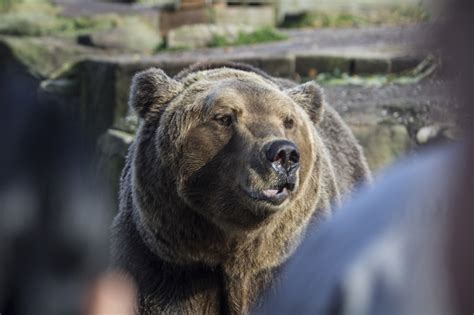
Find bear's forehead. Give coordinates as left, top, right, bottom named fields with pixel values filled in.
left=179, top=73, right=292, bottom=111
left=181, top=68, right=278, bottom=90
left=202, top=83, right=291, bottom=113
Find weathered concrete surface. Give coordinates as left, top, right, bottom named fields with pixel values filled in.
left=77, top=17, right=162, bottom=54
left=53, top=0, right=160, bottom=29
left=214, top=5, right=276, bottom=28
left=167, top=24, right=256, bottom=49
left=159, top=7, right=211, bottom=35
left=0, top=35, right=103, bottom=78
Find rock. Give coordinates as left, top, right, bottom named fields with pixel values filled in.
left=295, top=54, right=350, bottom=77
left=416, top=125, right=442, bottom=144
left=440, top=127, right=457, bottom=141
left=167, top=24, right=256, bottom=49
left=0, top=12, right=62, bottom=36
left=98, top=128, right=133, bottom=159
left=97, top=129, right=134, bottom=202
left=77, top=17, right=162, bottom=54
left=40, top=77, right=77, bottom=95
left=213, top=5, right=276, bottom=28
left=416, top=124, right=457, bottom=146
left=0, top=35, right=103, bottom=78
left=159, top=7, right=211, bottom=35
left=351, top=124, right=412, bottom=171
left=55, top=0, right=160, bottom=30
left=38, top=76, right=80, bottom=114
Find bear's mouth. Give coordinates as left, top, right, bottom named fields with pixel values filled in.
left=243, top=182, right=295, bottom=206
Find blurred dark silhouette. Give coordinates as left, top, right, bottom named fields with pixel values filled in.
left=0, top=54, right=113, bottom=314
left=443, top=0, right=474, bottom=314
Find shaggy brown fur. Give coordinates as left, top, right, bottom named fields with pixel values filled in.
left=111, top=62, right=371, bottom=314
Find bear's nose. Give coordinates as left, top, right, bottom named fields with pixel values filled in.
left=265, top=140, right=300, bottom=173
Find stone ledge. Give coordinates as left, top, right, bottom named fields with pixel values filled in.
left=295, top=50, right=425, bottom=77
left=66, top=51, right=432, bottom=143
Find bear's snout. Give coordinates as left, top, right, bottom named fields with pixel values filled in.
left=264, top=140, right=300, bottom=177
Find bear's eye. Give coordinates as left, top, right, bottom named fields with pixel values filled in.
left=284, top=117, right=294, bottom=129
left=214, top=114, right=233, bottom=127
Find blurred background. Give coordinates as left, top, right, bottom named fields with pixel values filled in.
left=0, top=0, right=454, bottom=199
left=0, top=0, right=469, bottom=314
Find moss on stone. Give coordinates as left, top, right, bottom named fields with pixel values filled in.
left=0, top=13, right=55, bottom=36
left=78, top=16, right=161, bottom=54
left=0, top=35, right=101, bottom=78
left=209, top=27, right=287, bottom=48
left=0, top=10, right=127, bottom=37
left=0, top=0, right=57, bottom=14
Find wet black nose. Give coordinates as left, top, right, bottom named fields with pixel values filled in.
left=265, top=140, right=300, bottom=173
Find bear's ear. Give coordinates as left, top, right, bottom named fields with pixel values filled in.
left=285, top=81, right=325, bottom=124
left=129, top=68, right=184, bottom=119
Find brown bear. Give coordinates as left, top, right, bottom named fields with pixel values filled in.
left=111, top=62, right=371, bottom=315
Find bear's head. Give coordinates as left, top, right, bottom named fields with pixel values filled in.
left=129, top=67, right=325, bottom=234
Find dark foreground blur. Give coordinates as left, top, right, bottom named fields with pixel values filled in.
left=0, top=68, right=108, bottom=313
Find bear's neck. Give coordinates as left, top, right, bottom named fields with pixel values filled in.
left=131, top=178, right=328, bottom=314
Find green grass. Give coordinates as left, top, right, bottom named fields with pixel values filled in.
left=281, top=5, right=429, bottom=29
left=156, top=27, right=287, bottom=52
left=209, top=27, right=288, bottom=48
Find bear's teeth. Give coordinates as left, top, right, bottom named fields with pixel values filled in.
left=263, top=189, right=279, bottom=197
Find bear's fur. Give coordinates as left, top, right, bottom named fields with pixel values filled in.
left=111, top=62, right=371, bottom=315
